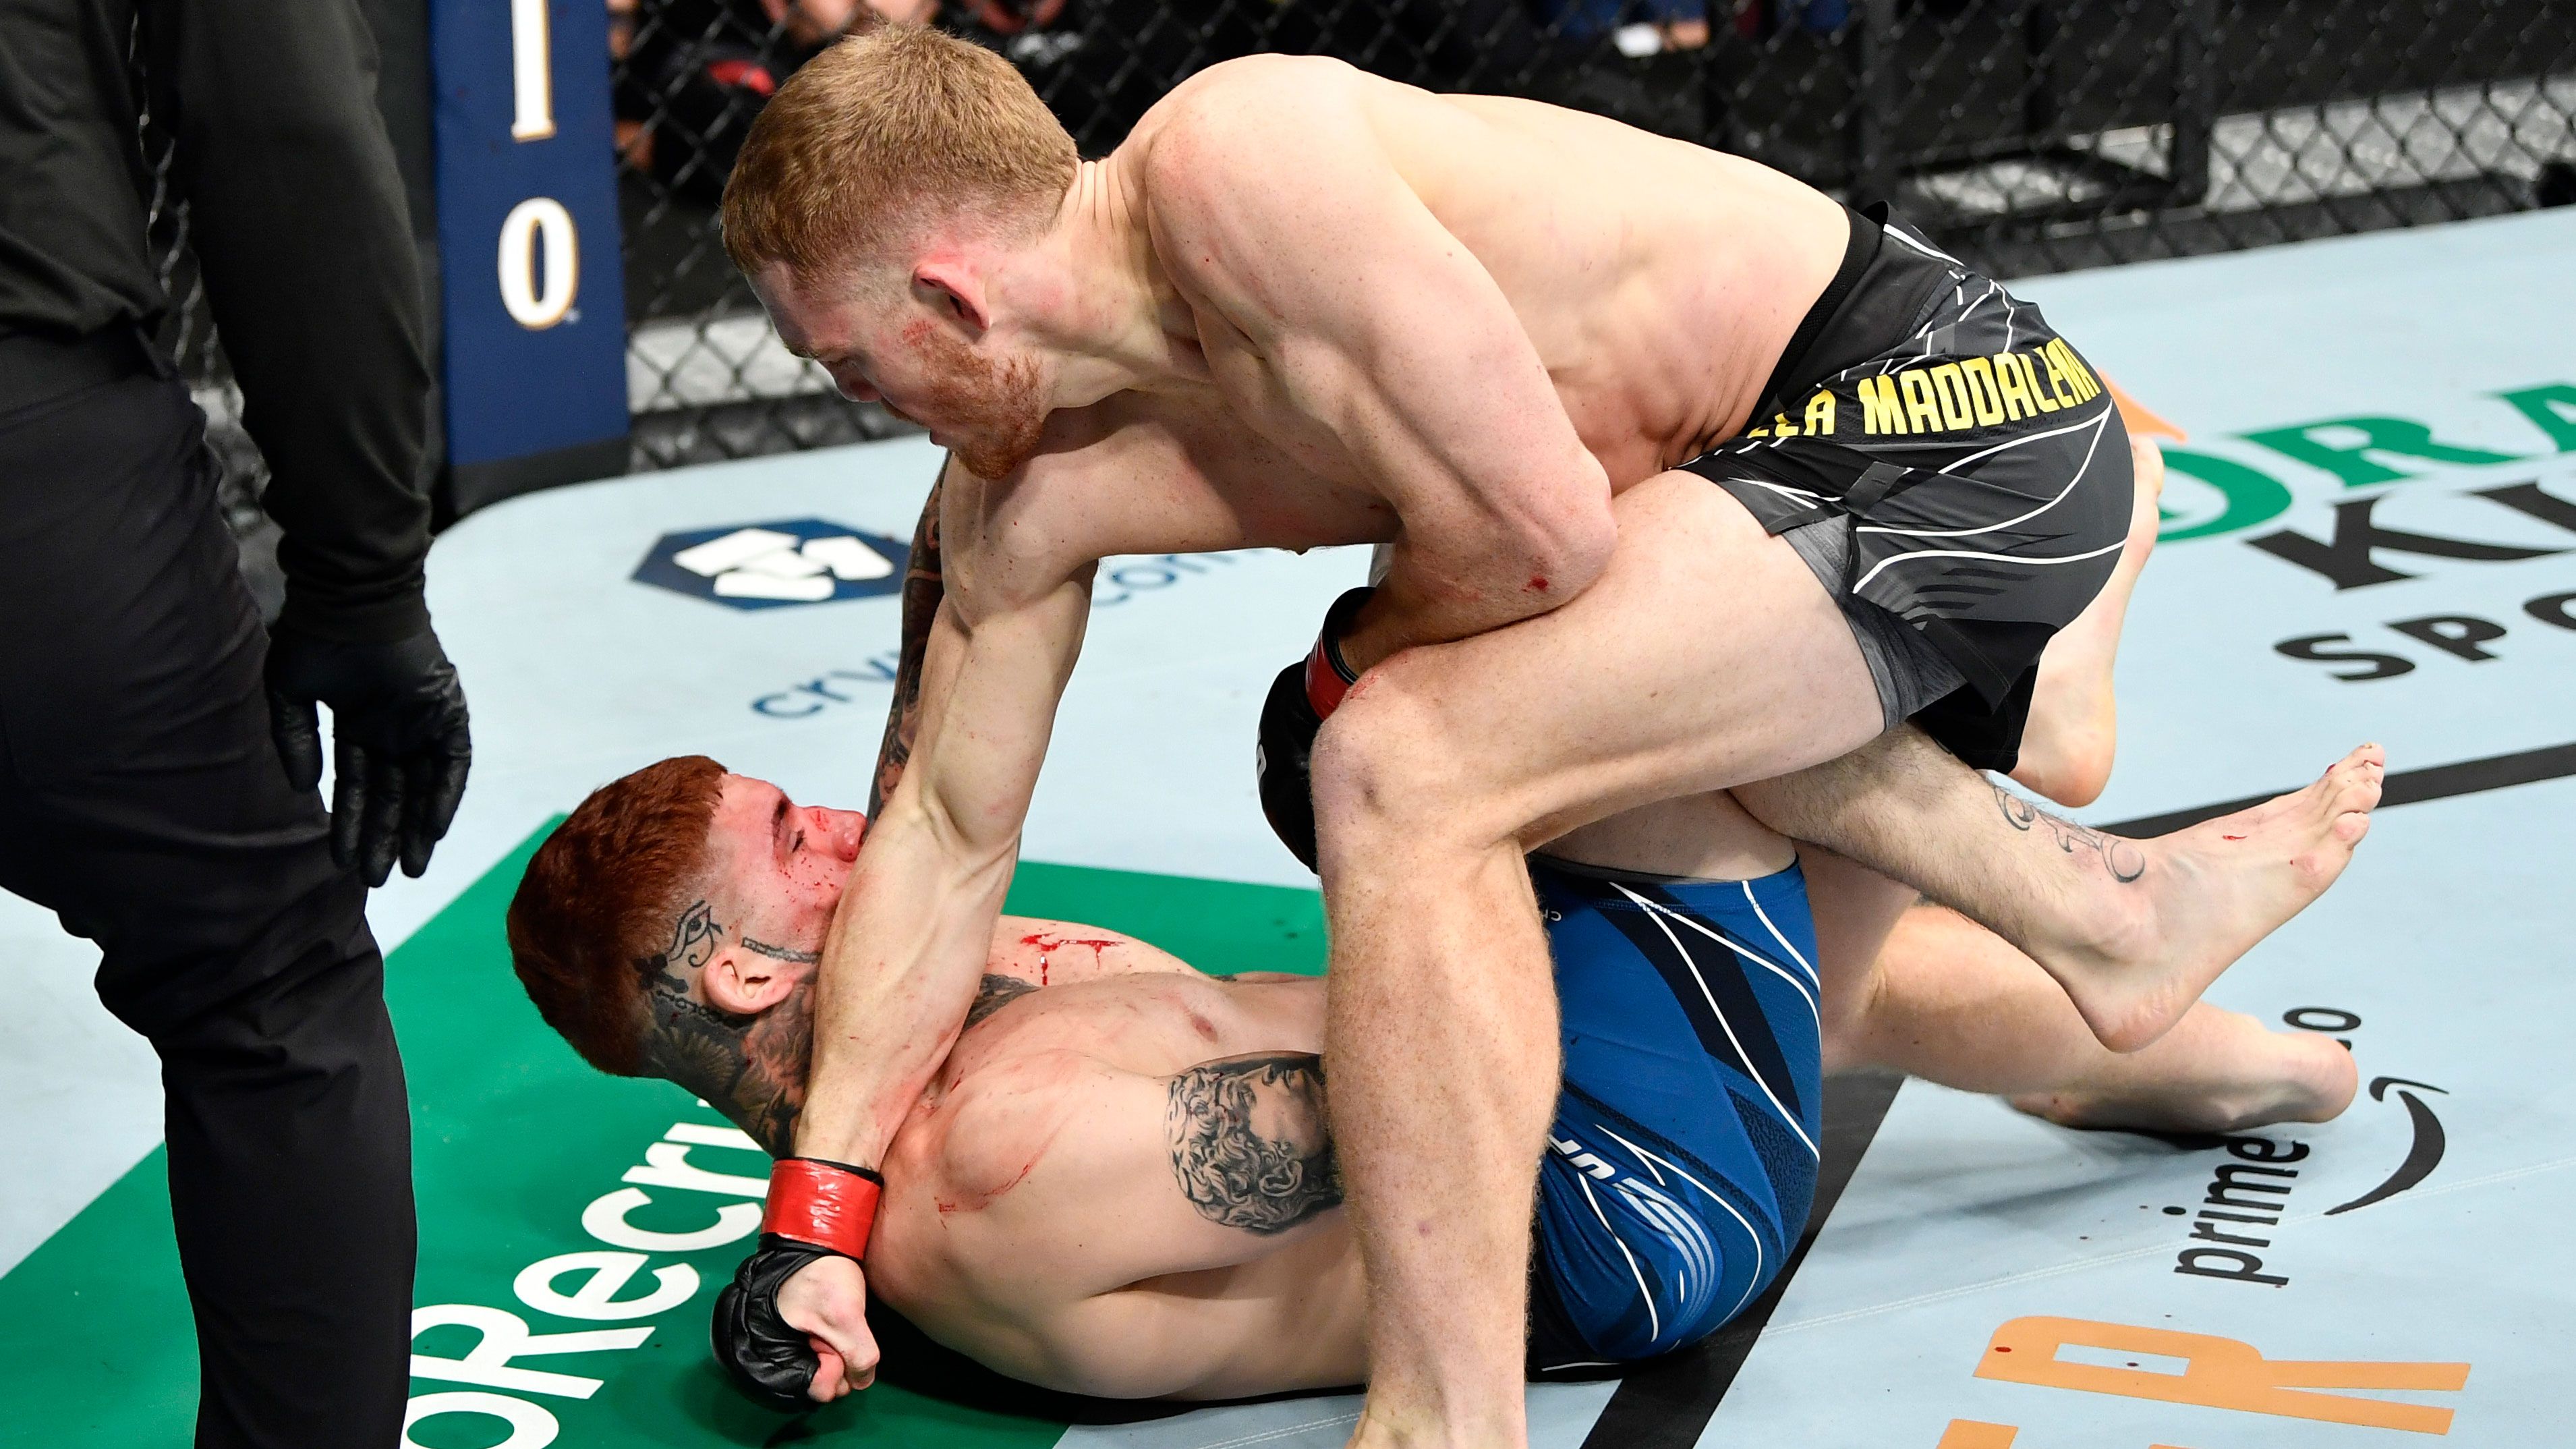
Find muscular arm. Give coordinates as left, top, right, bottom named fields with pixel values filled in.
left=869, top=465, right=947, bottom=814
left=794, top=456, right=1097, bottom=1169
left=1145, top=73, right=1615, bottom=672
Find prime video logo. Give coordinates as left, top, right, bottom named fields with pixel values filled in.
left=633, top=519, right=911, bottom=610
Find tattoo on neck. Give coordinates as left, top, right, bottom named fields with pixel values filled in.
left=742, top=936, right=821, bottom=965
left=965, top=973, right=1038, bottom=1029
left=1993, top=783, right=2147, bottom=882
left=633, top=898, right=811, bottom=1156
left=1165, top=1054, right=1341, bottom=1235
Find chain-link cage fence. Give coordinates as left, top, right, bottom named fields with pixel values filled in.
left=611, top=0, right=2574, bottom=466
left=158, top=0, right=2576, bottom=489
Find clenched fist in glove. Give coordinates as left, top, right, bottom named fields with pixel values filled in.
left=714, top=1158, right=886, bottom=1411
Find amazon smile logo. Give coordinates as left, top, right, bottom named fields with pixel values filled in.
left=2324, top=1076, right=2449, bottom=1216
left=2167, top=1007, right=2454, bottom=1290
left=2277, top=1006, right=2453, bottom=1218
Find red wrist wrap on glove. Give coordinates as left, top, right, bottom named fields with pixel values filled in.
left=761, top=1158, right=884, bottom=1260
left=1303, top=588, right=1371, bottom=718
left=1303, top=637, right=1356, bottom=718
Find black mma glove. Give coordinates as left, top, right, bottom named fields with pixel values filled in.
left=1255, top=587, right=1372, bottom=874
left=264, top=624, right=472, bottom=887
left=713, top=1156, right=883, bottom=1412
left=711, top=1234, right=843, bottom=1414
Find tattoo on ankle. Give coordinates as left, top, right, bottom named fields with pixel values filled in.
left=741, top=936, right=821, bottom=965
left=1166, top=1054, right=1341, bottom=1234
left=1994, top=783, right=2147, bottom=882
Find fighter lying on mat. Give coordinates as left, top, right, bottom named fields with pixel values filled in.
left=716, top=32, right=2384, bottom=1432
left=505, top=758, right=2355, bottom=1401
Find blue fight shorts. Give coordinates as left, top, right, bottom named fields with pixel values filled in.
left=1525, top=855, right=1824, bottom=1369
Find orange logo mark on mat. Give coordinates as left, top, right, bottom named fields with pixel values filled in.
left=2100, top=374, right=2187, bottom=441
left=1935, top=1421, right=2192, bottom=1449
left=1974, top=1316, right=2469, bottom=1434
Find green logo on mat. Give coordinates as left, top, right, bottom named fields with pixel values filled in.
left=2156, top=382, right=2576, bottom=544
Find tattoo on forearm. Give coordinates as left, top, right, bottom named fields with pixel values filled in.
left=871, top=470, right=946, bottom=815
left=1993, top=783, right=2147, bottom=882
left=741, top=936, right=821, bottom=965
left=965, top=973, right=1037, bottom=1029
left=1165, top=1054, right=1341, bottom=1235
left=633, top=898, right=812, bottom=1157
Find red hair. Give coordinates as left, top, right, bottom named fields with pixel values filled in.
left=507, top=756, right=727, bottom=1075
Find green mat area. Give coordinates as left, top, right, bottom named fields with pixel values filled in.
left=0, top=825, right=1327, bottom=1448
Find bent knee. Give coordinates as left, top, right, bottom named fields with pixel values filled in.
left=1308, top=676, right=1524, bottom=860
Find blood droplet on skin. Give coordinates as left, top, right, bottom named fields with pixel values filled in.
left=1019, top=933, right=1116, bottom=986
left=2223, top=834, right=2245, bottom=841
left=1526, top=575, right=1549, bottom=592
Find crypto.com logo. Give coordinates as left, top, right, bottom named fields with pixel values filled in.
left=633, top=519, right=909, bottom=610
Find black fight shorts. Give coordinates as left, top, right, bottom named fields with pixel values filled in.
left=1683, top=204, right=2134, bottom=772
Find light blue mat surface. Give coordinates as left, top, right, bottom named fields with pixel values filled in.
left=3, top=206, right=2570, bottom=1445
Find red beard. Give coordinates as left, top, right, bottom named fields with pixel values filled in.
left=911, top=324, right=1047, bottom=479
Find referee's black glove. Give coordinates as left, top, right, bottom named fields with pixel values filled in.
left=265, top=625, right=473, bottom=887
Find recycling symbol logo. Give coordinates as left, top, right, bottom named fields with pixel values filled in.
left=633, top=519, right=911, bottom=610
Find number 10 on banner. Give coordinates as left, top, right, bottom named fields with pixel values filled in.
left=427, top=0, right=628, bottom=493
left=500, top=0, right=577, bottom=330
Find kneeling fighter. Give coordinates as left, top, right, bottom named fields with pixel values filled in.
left=718, top=28, right=2382, bottom=1440
left=507, top=760, right=2355, bottom=1404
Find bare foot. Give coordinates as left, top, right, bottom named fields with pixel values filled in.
left=2010, top=1006, right=2359, bottom=1134
left=2045, top=743, right=2385, bottom=1054
left=2012, top=437, right=2168, bottom=808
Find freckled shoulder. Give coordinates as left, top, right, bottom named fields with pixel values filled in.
left=1134, top=57, right=1376, bottom=242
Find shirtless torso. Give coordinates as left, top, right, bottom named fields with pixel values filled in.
left=873, top=922, right=1362, bottom=1401
left=760, top=52, right=1860, bottom=1178
left=745, top=42, right=2372, bottom=1440
left=900, top=59, right=1851, bottom=608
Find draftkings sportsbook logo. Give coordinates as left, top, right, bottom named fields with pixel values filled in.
left=633, top=519, right=909, bottom=610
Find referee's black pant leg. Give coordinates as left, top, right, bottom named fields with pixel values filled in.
left=0, top=369, right=415, bottom=1449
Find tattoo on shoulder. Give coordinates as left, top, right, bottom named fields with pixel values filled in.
left=1993, top=783, right=2146, bottom=882
left=1164, top=1054, right=1341, bottom=1235
left=965, top=973, right=1037, bottom=1029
